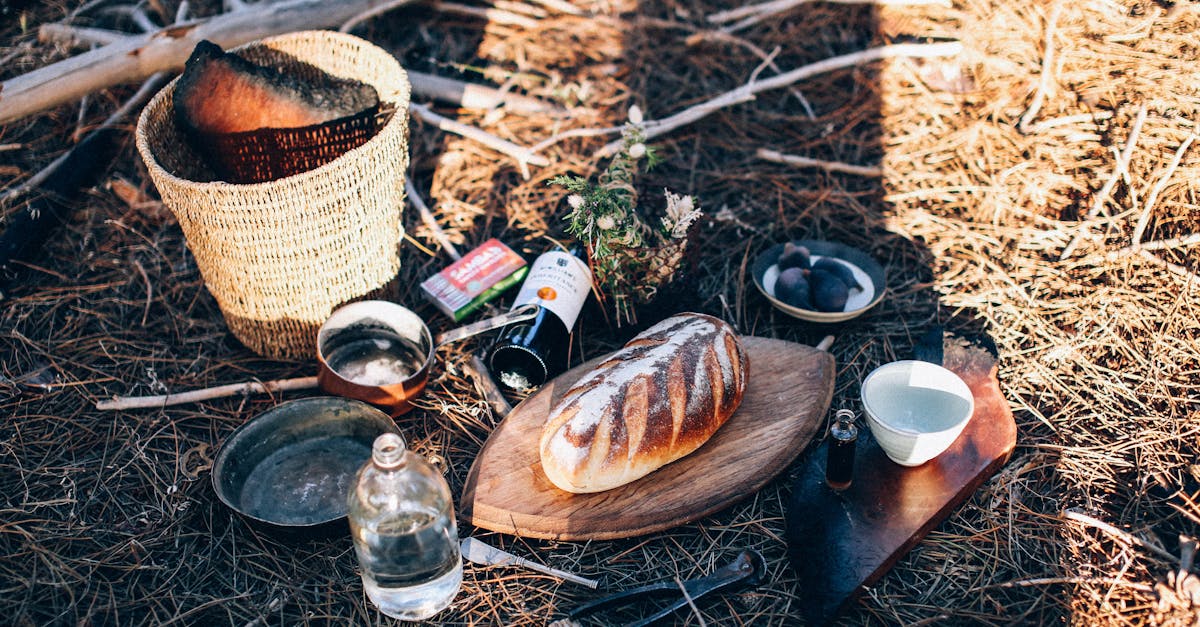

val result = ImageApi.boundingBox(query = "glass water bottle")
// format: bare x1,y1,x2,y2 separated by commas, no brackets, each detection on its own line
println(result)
348,433,462,620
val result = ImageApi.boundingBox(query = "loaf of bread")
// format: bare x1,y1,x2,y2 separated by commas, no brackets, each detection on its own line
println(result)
539,312,749,493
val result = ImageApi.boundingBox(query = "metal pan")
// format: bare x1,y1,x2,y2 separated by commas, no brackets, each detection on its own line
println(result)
211,396,398,530
316,300,536,415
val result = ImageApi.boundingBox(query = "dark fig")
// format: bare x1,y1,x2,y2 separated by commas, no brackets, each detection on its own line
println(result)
811,257,863,291
777,243,811,271
809,269,850,312
774,267,811,308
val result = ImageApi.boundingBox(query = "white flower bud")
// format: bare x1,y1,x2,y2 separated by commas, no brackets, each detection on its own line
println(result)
677,195,694,213
628,143,646,159
596,215,616,230
628,105,644,125
567,194,585,210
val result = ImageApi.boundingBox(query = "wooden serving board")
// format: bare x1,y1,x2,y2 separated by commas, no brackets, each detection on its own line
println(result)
785,337,1017,624
460,336,835,540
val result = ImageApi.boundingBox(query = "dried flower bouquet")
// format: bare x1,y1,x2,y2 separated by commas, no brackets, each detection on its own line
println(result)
553,106,702,326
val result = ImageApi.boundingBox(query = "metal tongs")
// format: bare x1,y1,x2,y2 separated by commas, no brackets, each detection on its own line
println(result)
565,550,767,627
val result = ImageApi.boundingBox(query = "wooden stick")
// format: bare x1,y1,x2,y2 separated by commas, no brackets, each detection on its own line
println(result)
684,28,815,119
37,23,564,117
407,70,565,115
1017,2,1062,134
1135,248,1200,285
0,0,419,125
410,102,550,178
756,148,883,177
596,41,963,157
1131,130,1197,245
1025,111,1112,134
1062,508,1180,565
709,0,951,33
976,576,1154,593
432,0,538,27
1093,105,1147,219
529,123,626,154
1100,233,1200,259
96,376,319,410
406,179,463,260
38,23,128,46
494,1,548,19
1128,231,1195,251
1060,104,1146,259
124,6,160,33
526,0,584,15
674,576,708,626
7,2,190,205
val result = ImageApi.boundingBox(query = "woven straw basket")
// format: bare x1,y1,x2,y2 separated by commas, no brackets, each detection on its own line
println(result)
136,31,411,359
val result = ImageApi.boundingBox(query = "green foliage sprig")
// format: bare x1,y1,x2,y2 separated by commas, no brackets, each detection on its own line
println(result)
552,106,703,324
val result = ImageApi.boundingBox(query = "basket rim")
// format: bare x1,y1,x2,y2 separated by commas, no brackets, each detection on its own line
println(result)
135,29,410,192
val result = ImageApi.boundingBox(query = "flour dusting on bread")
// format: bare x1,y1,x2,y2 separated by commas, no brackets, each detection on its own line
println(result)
539,313,748,493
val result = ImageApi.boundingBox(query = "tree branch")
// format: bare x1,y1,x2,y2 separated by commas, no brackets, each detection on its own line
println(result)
95,376,319,410
1,72,169,206
596,41,963,157
708,0,952,34
0,0,420,125
407,179,463,260
756,148,883,177
1017,2,1062,134
1131,130,1197,245
36,23,564,117
1060,104,1146,259
1063,509,1180,565
407,70,565,115
411,102,550,179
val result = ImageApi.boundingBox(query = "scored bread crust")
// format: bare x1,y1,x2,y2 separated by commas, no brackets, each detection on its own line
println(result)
539,312,749,493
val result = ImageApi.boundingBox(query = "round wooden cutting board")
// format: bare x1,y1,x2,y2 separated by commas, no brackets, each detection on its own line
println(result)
459,336,835,540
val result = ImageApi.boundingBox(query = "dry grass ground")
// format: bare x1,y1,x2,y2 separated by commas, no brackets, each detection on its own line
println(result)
2,0,1198,625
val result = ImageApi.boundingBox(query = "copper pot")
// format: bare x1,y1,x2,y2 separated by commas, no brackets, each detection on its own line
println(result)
317,300,536,415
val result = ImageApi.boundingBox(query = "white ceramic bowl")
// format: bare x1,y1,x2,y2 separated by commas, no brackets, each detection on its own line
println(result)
860,360,975,467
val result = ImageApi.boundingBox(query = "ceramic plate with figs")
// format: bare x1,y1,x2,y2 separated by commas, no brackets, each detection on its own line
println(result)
752,240,886,323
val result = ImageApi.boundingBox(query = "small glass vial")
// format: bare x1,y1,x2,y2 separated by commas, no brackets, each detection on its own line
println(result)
348,433,462,620
825,409,858,491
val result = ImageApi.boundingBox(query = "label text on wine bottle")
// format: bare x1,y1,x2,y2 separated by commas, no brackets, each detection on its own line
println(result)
512,251,592,328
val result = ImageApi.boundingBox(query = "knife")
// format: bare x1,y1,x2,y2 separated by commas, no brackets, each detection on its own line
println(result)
460,537,599,588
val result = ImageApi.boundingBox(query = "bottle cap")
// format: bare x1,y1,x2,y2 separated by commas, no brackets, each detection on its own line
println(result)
831,409,858,440
372,432,408,469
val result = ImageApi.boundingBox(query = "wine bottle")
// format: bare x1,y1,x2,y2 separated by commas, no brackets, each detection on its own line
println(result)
488,244,591,392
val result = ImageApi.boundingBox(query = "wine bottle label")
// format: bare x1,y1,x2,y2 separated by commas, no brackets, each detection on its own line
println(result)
512,251,592,328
